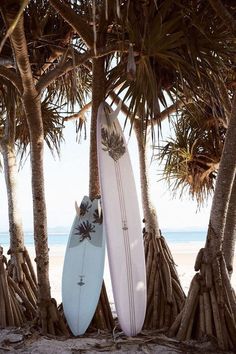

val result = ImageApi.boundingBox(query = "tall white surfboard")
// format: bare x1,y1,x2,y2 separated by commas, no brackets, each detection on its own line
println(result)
62,196,105,336
97,102,147,336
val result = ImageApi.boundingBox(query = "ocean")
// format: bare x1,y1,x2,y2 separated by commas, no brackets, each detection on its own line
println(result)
2,230,235,300
0,230,206,248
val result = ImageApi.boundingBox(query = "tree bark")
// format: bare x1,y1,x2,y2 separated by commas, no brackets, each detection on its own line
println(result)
222,174,236,276
0,93,37,320
3,5,68,335
89,58,105,199
89,55,114,331
206,93,236,257
169,93,236,350
49,0,93,48
133,119,185,330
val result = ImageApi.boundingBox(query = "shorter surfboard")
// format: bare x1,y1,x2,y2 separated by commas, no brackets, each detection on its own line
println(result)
62,196,105,336
97,102,147,336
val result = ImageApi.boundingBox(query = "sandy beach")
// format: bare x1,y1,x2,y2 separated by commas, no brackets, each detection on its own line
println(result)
45,241,236,305
1,242,235,353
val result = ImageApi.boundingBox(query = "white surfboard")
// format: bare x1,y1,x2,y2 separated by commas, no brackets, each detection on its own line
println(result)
62,196,105,336
97,102,147,336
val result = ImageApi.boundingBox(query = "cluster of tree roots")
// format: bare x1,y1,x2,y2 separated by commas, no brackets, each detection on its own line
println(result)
0,246,37,327
144,233,186,329
1,246,70,335
2,240,236,350
91,282,114,331
169,247,236,351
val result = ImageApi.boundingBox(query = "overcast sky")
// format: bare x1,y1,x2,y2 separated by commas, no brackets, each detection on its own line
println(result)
0,113,211,232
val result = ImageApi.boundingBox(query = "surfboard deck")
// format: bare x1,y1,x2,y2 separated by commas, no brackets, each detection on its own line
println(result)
62,196,105,336
97,103,147,336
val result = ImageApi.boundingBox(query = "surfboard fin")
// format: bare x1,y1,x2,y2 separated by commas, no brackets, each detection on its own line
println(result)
97,199,102,219
75,201,80,216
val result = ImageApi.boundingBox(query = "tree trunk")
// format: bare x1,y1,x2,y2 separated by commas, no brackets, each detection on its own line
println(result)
89,56,114,331
222,174,236,276
3,5,68,335
0,94,37,320
133,119,185,330
0,104,25,281
169,93,236,350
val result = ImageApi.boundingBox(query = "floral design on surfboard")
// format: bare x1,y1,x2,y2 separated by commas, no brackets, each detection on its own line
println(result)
101,126,126,161
80,201,92,216
69,197,104,248
93,209,103,224
74,220,95,242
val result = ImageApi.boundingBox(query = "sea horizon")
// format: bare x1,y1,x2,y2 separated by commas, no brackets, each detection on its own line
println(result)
1,229,235,302
0,229,207,248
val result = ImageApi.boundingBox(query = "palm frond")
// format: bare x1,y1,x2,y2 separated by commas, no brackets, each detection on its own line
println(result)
15,97,64,160
158,100,227,205
105,0,234,144
46,65,91,112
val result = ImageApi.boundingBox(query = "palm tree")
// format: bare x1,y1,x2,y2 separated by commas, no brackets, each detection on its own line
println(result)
223,175,236,277
133,118,186,329
88,57,115,331
52,0,235,333
0,0,78,334
0,80,38,323
169,93,236,350
0,95,37,327
106,1,234,332
0,0,114,334
158,91,236,279
159,99,227,204
1,0,234,338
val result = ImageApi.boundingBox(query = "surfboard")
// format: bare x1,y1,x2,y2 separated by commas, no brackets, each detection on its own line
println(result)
62,196,105,336
97,102,147,336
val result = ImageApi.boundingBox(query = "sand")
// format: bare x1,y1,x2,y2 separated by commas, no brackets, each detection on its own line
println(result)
0,242,235,353
46,241,236,304
1,326,232,353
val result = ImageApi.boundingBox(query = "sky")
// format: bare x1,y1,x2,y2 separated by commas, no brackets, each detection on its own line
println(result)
0,113,212,232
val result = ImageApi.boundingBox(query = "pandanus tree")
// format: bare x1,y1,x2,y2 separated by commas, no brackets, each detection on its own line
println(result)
0,82,38,325
0,0,234,338
0,0,79,334
0,79,65,327
133,118,186,329
108,94,186,328
105,0,234,330
51,0,235,332
169,92,236,350
159,98,227,204
0,0,114,333
48,0,117,330
159,92,236,346
0,82,36,327
162,2,236,348
1,9,67,335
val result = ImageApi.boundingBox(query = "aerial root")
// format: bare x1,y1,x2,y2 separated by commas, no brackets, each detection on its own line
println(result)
144,234,186,330
91,281,115,331
7,246,38,320
38,298,69,336
0,249,26,327
168,249,236,350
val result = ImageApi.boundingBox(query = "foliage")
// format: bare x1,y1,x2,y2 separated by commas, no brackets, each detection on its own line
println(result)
106,0,234,135
15,97,65,159
158,101,227,204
